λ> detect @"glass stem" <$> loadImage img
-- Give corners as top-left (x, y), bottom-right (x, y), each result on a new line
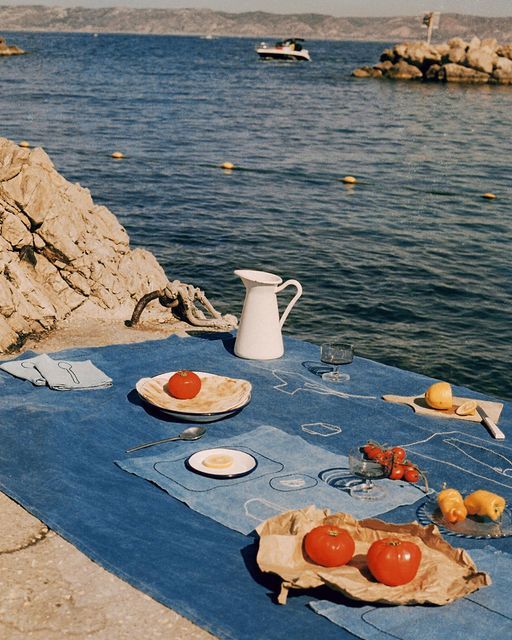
top-left (363, 479), bottom-right (374, 491)
top-left (332, 365), bottom-right (339, 379)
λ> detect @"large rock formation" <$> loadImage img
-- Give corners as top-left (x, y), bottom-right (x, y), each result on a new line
top-left (0, 138), bottom-right (178, 352)
top-left (0, 36), bottom-right (25, 56)
top-left (352, 37), bottom-right (512, 84)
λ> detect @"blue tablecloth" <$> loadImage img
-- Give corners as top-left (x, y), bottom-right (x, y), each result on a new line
top-left (0, 332), bottom-right (511, 640)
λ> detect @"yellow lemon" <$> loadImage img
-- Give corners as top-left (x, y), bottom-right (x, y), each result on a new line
top-left (203, 453), bottom-right (233, 469)
top-left (455, 400), bottom-right (478, 416)
top-left (425, 381), bottom-right (453, 410)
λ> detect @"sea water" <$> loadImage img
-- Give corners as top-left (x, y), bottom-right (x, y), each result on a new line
top-left (1, 33), bottom-right (510, 399)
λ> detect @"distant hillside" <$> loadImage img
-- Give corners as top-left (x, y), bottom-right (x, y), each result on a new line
top-left (0, 7), bottom-right (511, 42)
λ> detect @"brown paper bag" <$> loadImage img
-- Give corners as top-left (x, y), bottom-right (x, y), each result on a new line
top-left (256, 505), bottom-right (490, 605)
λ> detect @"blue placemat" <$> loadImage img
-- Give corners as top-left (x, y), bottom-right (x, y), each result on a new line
top-left (118, 425), bottom-right (424, 534)
top-left (310, 547), bottom-right (512, 639)
top-left (0, 332), bottom-right (510, 640)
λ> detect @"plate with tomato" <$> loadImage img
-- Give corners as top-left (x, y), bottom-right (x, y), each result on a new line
top-left (136, 370), bottom-right (252, 422)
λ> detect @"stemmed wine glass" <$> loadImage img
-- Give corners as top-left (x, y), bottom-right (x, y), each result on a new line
top-left (348, 448), bottom-right (387, 501)
top-left (320, 342), bottom-right (354, 382)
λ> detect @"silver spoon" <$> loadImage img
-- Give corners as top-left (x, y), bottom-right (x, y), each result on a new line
top-left (126, 425), bottom-right (207, 453)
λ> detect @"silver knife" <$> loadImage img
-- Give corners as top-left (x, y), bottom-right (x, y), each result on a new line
top-left (477, 405), bottom-right (505, 440)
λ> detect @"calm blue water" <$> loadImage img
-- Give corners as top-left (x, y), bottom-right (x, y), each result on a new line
top-left (1, 33), bottom-right (510, 399)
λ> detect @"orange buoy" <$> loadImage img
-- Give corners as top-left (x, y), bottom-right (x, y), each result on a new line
top-left (481, 192), bottom-right (496, 200)
top-left (220, 161), bottom-right (235, 170)
top-left (19, 140), bottom-right (31, 148)
top-left (111, 151), bottom-right (125, 159)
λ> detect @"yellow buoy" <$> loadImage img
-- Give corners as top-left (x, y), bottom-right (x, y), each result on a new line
top-left (111, 151), bottom-right (125, 159)
top-left (481, 192), bottom-right (496, 200)
top-left (340, 175), bottom-right (357, 184)
top-left (220, 161), bottom-right (235, 170)
top-left (19, 140), bottom-right (31, 148)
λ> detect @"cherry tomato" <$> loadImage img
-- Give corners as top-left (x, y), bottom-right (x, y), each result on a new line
top-left (167, 370), bottom-right (202, 399)
top-left (375, 450), bottom-right (393, 466)
top-left (404, 467), bottom-right (420, 483)
top-left (367, 537), bottom-right (422, 586)
top-left (389, 464), bottom-right (405, 480)
top-left (391, 446), bottom-right (407, 463)
top-left (363, 443), bottom-right (382, 460)
top-left (303, 525), bottom-right (355, 567)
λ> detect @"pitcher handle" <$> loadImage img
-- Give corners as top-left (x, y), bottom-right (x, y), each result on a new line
top-left (275, 279), bottom-right (303, 329)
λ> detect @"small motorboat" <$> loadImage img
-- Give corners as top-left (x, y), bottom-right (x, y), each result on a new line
top-left (255, 38), bottom-right (311, 62)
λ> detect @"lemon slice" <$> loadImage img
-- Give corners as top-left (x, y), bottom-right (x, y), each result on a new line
top-left (455, 400), bottom-right (478, 416)
top-left (202, 453), bottom-right (234, 469)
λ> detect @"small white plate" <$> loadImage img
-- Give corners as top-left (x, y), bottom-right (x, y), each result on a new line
top-left (186, 448), bottom-right (257, 478)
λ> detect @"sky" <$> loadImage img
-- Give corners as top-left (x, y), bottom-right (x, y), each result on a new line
top-left (0, 1), bottom-right (510, 18)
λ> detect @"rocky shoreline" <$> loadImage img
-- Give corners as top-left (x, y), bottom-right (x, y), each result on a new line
top-left (0, 138), bottom-right (175, 353)
top-left (0, 35), bottom-right (25, 55)
top-left (352, 37), bottom-right (512, 84)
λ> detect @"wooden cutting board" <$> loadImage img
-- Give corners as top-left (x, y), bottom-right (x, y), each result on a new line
top-left (382, 394), bottom-right (503, 424)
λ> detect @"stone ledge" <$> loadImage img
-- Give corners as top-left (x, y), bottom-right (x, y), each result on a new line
top-left (0, 493), bottom-right (216, 640)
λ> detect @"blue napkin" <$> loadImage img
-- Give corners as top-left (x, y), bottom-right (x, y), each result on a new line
top-left (0, 353), bottom-right (112, 390)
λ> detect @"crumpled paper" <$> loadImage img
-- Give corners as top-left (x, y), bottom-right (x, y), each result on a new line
top-left (256, 505), bottom-right (490, 606)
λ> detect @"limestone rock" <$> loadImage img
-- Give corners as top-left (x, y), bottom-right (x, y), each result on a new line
top-left (497, 44), bottom-right (512, 60)
top-left (447, 37), bottom-right (468, 49)
top-left (447, 45), bottom-right (466, 64)
top-left (492, 68), bottom-right (512, 84)
top-left (0, 36), bottom-right (25, 56)
top-left (439, 63), bottom-right (490, 83)
top-left (464, 47), bottom-right (496, 74)
top-left (386, 60), bottom-right (423, 80)
top-left (481, 38), bottom-right (498, 52)
top-left (403, 42), bottom-right (441, 70)
top-left (352, 66), bottom-right (382, 78)
top-left (352, 38), bottom-right (512, 85)
top-left (0, 136), bottom-right (174, 351)
top-left (1, 211), bottom-right (32, 247)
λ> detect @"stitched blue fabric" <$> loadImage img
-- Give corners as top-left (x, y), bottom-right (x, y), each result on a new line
top-left (117, 425), bottom-right (424, 534)
top-left (0, 333), bottom-right (510, 640)
top-left (310, 547), bottom-right (512, 638)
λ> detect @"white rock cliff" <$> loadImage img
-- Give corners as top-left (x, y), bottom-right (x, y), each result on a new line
top-left (0, 137), bottom-right (171, 351)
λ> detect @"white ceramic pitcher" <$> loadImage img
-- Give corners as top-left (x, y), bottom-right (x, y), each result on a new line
top-left (234, 269), bottom-right (303, 360)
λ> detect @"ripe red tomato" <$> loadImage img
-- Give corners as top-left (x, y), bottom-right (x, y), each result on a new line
top-left (167, 370), bottom-right (202, 399)
top-left (303, 525), bottom-right (355, 567)
top-left (403, 467), bottom-right (420, 483)
top-left (367, 537), bottom-right (422, 586)
top-left (391, 446), bottom-right (406, 463)
top-left (389, 464), bottom-right (405, 480)
top-left (362, 443), bottom-right (382, 460)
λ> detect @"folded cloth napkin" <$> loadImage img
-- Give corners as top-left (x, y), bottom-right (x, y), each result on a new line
top-left (0, 353), bottom-right (112, 390)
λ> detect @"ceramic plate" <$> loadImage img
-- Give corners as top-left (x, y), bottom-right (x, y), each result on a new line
top-left (417, 498), bottom-right (512, 539)
top-left (136, 372), bottom-right (252, 422)
top-left (186, 448), bottom-right (257, 478)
